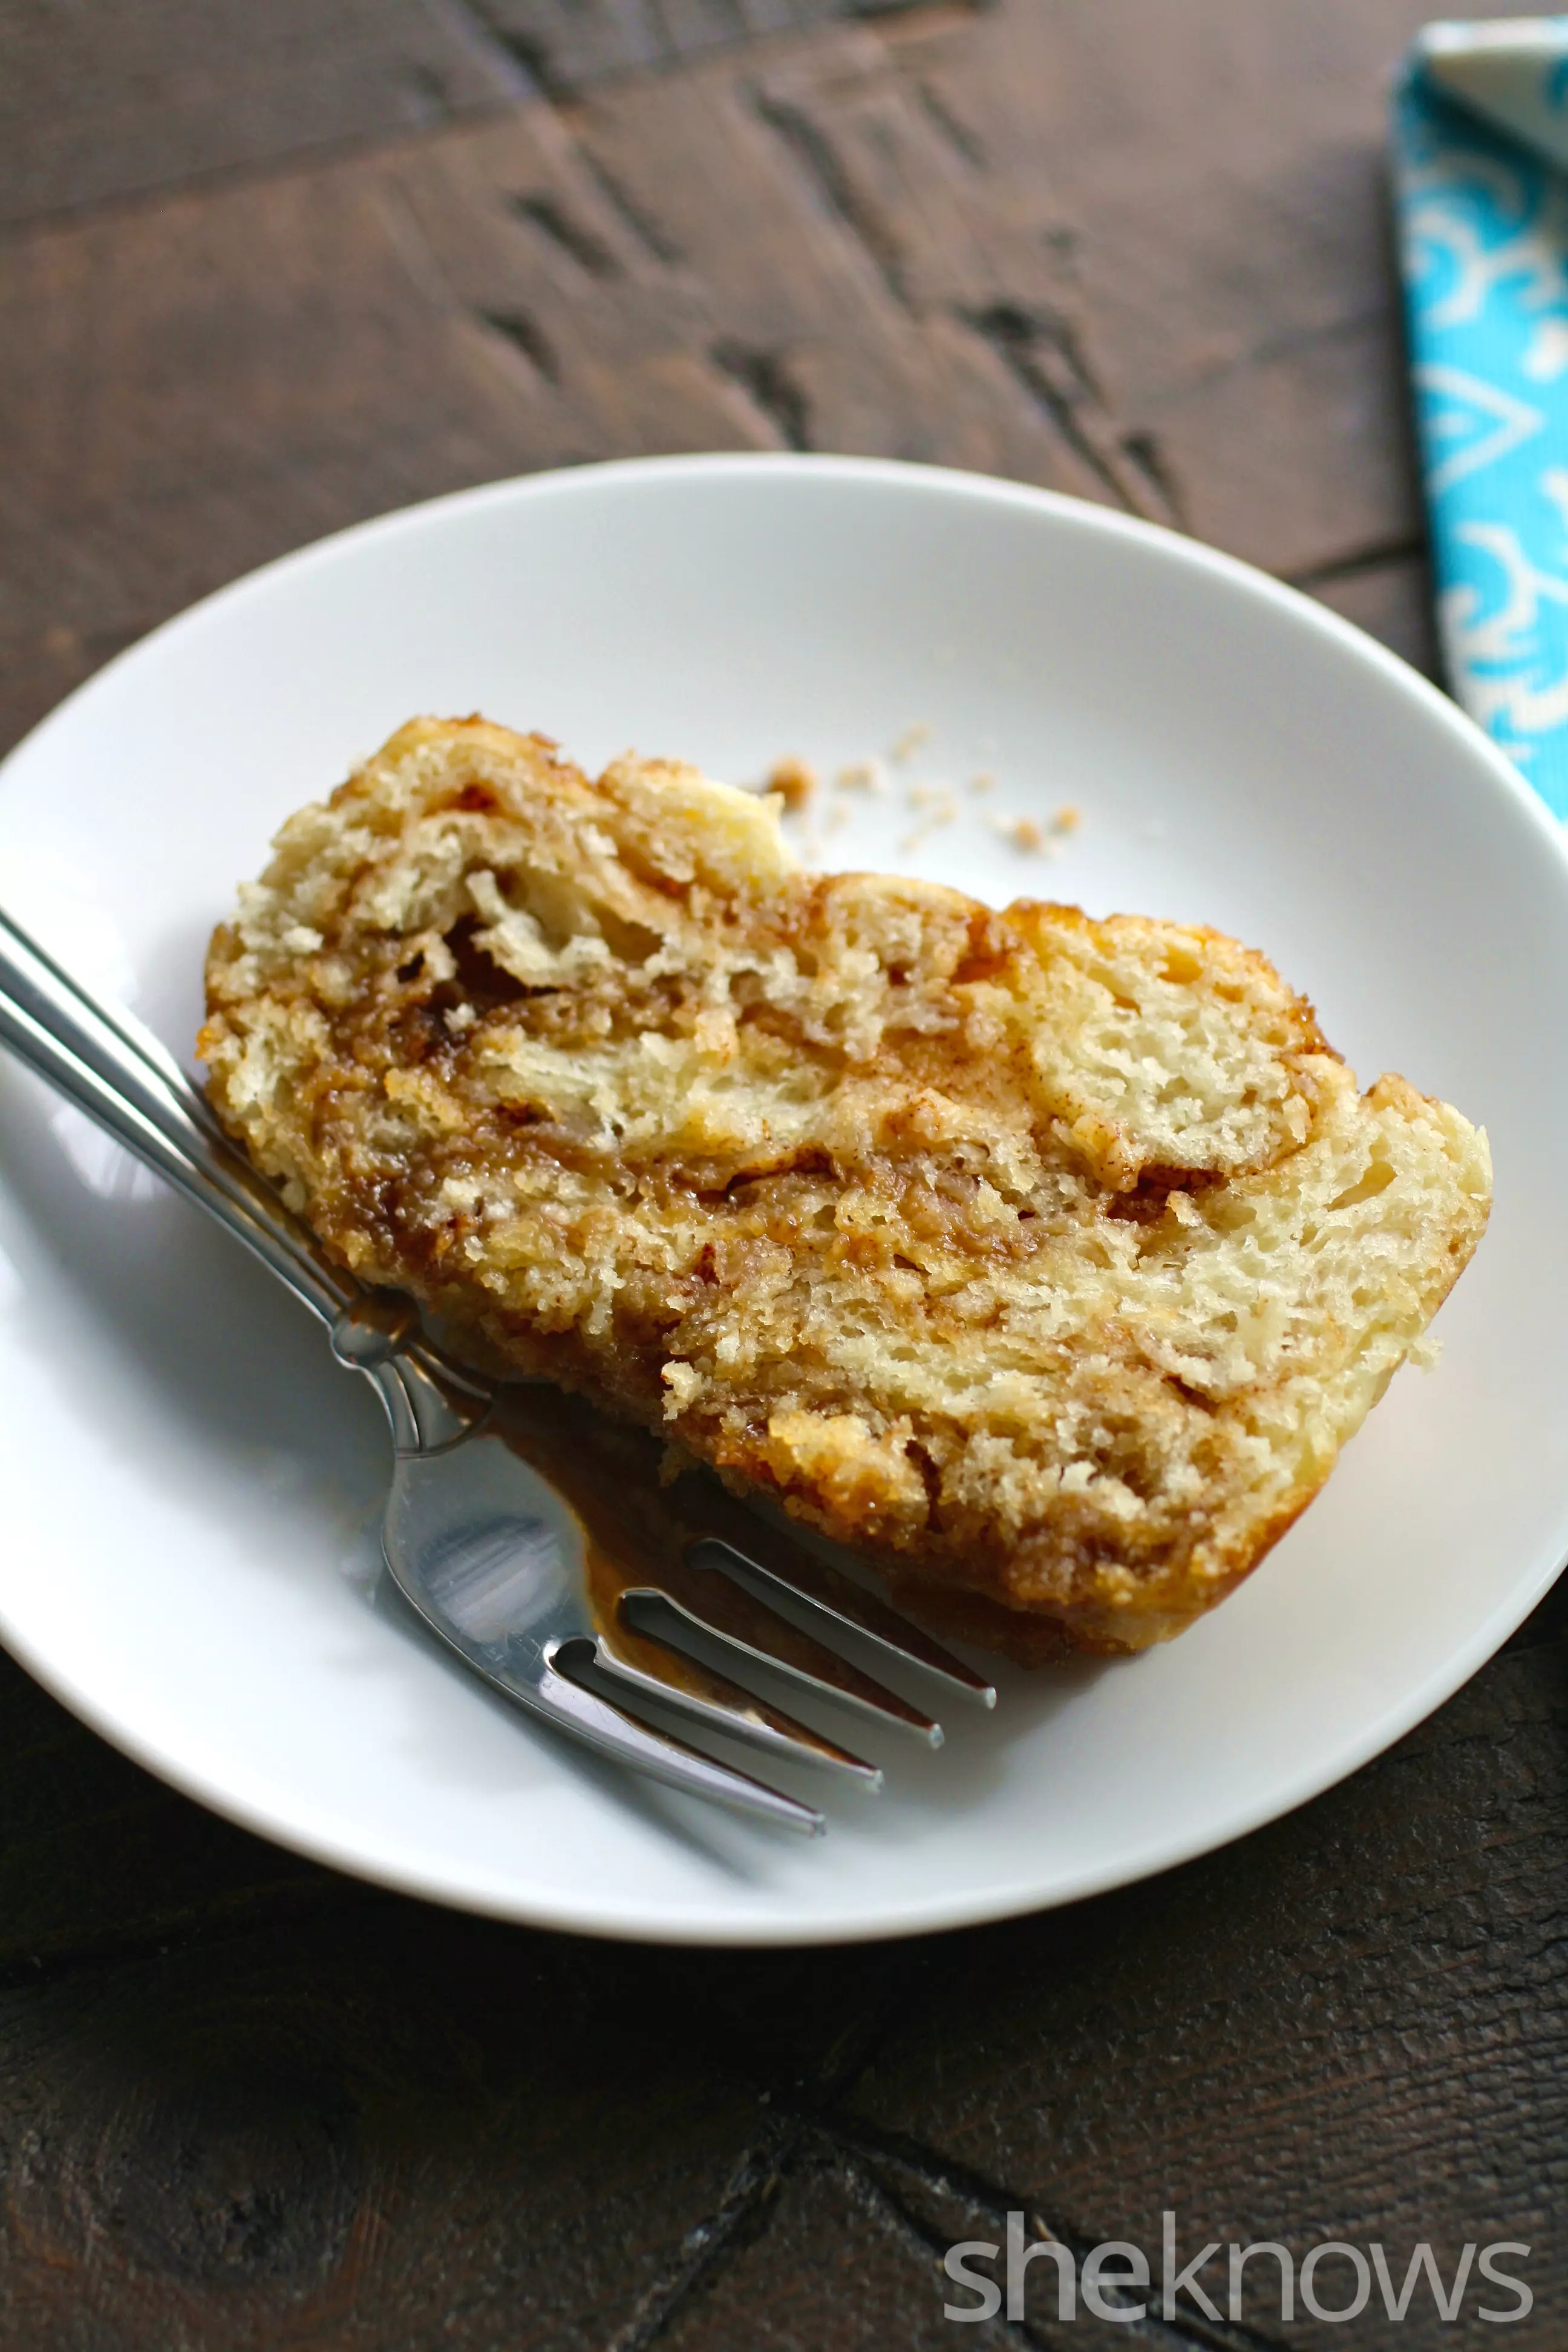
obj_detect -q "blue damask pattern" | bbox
[1394,30,1568,815]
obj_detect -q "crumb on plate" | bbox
[765,757,817,813]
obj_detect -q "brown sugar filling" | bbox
[200,718,1492,1659]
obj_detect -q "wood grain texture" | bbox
[466,0,847,100]
[5,1585,1564,2348]
[0,0,965,237]
[0,0,532,232]
[0,1909,771,2351]
[1309,552,1440,684]
[845,1609,1568,2348]
[0,0,1481,766]
[0,1654,953,2351]
[652,2148,1017,2351]
[874,0,1428,578]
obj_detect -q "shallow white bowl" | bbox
[1,454,1564,1946]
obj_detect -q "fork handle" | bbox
[0,906,357,1329]
[0,905,218,1135]
[0,906,475,1448]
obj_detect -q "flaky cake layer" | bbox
[201,719,1491,1658]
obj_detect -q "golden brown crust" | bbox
[200,718,1493,1658]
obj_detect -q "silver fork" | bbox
[0,908,994,1835]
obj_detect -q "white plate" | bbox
[2,454,1566,1947]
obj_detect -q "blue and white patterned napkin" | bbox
[1394,18,1568,815]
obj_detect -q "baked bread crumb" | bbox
[201,718,1492,1659]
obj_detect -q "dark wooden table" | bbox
[2,4,1564,2345]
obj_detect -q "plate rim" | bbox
[2,449,1565,1947]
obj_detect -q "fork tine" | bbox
[489,1388,956,1739]
[621,1569,946,1746]
[591,1621,883,1785]
[540,1643,824,1834]
[690,1500,998,1708]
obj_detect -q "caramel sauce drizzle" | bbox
[489,1384,834,1702]
[486,1382,921,1728]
